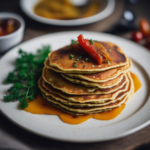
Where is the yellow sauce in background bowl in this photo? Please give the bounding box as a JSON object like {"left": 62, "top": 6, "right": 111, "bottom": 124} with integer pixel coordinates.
{"left": 34, "top": 0, "right": 101, "bottom": 20}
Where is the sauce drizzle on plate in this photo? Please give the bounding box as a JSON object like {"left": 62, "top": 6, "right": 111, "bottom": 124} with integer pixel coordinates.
{"left": 24, "top": 72, "right": 141, "bottom": 124}
{"left": 130, "top": 72, "right": 142, "bottom": 93}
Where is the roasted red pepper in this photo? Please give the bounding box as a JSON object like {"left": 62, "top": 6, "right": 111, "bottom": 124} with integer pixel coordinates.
{"left": 77, "top": 34, "right": 111, "bottom": 64}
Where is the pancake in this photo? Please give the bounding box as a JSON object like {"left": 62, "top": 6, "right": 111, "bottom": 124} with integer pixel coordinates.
{"left": 65, "top": 59, "right": 132, "bottom": 83}
{"left": 48, "top": 42, "right": 128, "bottom": 73}
{"left": 39, "top": 73, "right": 133, "bottom": 107}
{"left": 48, "top": 93, "right": 133, "bottom": 115}
{"left": 40, "top": 72, "right": 134, "bottom": 115}
{"left": 42, "top": 93, "right": 128, "bottom": 115}
{"left": 41, "top": 91, "right": 126, "bottom": 107}
{"left": 61, "top": 73, "right": 124, "bottom": 88}
{"left": 38, "top": 37, "right": 135, "bottom": 117}
{"left": 42, "top": 67, "right": 128, "bottom": 95}
{"left": 41, "top": 91, "right": 111, "bottom": 115}
{"left": 40, "top": 77, "right": 129, "bottom": 103}
{"left": 45, "top": 58, "right": 131, "bottom": 83}
{"left": 44, "top": 80, "right": 134, "bottom": 115}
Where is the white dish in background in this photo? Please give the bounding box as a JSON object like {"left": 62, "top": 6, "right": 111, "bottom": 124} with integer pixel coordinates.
{"left": 0, "top": 31, "right": 150, "bottom": 142}
{"left": 20, "top": 0, "right": 115, "bottom": 26}
{"left": 0, "top": 13, "right": 25, "bottom": 53}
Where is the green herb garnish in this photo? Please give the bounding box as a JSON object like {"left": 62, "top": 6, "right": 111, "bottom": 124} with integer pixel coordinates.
{"left": 85, "top": 57, "right": 91, "bottom": 62}
{"left": 89, "top": 39, "right": 93, "bottom": 44}
{"left": 3, "top": 45, "right": 51, "bottom": 108}
{"left": 82, "top": 61, "right": 84, "bottom": 63}
{"left": 71, "top": 39, "right": 79, "bottom": 45}
{"left": 74, "top": 41, "right": 79, "bottom": 44}
{"left": 67, "top": 45, "right": 71, "bottom": 47}
{"left": 71, "top": 39, "right": 75, "bottom": 44}
{"left": 92, "top": 65, "right": 95, "bottom": 67}
{"left": 74, "top": 61, "right": 77, "bottom": 64}
{"left": 107, "top": 60, "right": 111, "bottom": 65}
{"left": 77, "top": 56, "right": 82, "bottom": 59}
{"left": 73, "top": 64, "right": 77, "bottom": 67}
{"left": 85, "top": 58, "right": 89, "bottom": 61}
{"left": 76, "top": 58, "right": 79, "bottom": 61}
{"left": 70, "top": 54, "right": 74, "bottom": 59}
{"left": 83, "top": 65, "right": 86, "bottom": 67}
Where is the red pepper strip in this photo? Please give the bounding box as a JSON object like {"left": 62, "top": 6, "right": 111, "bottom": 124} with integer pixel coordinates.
{"left": 77, "top": 34, "right": 111, "bottom": 64}
{"left": 94, "top": 42, "right": 111, "bottom": 62}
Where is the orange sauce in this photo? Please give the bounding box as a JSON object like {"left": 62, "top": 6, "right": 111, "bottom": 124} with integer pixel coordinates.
{"left": 24, "top": 72, "right": 141, "bottom": 124}
{"left": 34, "top": 0, "right": 101, "bottom": 20}
{"left": 130, "top": 72, "right": 141, "bottom": 92}
{"left": 24, "top": 94, "right": 125, "bottom": 124}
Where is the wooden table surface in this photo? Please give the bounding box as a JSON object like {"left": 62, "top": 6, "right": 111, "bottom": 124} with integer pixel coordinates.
{"left": 0, "top": 0, "right": 150, "bottom": 150}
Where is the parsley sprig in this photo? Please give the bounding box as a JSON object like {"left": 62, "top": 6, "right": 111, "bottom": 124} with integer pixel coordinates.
{"left": 3, "top": 45, "right": 51, "bottom": 108}
{"left": 71, "top": 39, "right": 79, "bottom": 45}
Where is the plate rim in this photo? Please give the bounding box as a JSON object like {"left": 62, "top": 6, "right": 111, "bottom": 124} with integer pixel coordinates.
{"left": 0, "top": 31, "right": 150, "bottom": 143}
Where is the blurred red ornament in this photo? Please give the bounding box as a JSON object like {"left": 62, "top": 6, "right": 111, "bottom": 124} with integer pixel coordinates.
{"left": 132, "top": 31, "right": 143, "bottom": 42}
{"left": 140, "top": 19, "right": 150, "bottom": 37}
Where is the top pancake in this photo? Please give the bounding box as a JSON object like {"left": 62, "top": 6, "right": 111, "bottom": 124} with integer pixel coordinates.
{"left": 49, "top": 42, "right": 128, "bottom": 73}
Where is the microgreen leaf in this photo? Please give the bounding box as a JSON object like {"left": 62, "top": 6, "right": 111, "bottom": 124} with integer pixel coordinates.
{"left": 3, "top": 45, "right": 51, "bottom": 108}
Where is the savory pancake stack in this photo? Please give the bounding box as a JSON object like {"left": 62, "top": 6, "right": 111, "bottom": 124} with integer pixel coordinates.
{"left": 39, "top": 41, "right": 134, "bottom": 115}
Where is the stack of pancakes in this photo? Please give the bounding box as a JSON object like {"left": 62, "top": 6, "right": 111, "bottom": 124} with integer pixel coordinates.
{"left": 39, "top": 42, "right": 134, "bottom": 115}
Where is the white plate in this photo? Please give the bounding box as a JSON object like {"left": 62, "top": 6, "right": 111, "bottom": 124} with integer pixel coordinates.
{"left": 20, "top": 0, "right": 115, "bottom": 26}
{"left": 0, "top": 31, "right": 150, "bottom": 142}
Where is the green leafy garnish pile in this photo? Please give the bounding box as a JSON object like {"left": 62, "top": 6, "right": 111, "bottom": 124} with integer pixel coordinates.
{"left": 3, "top": 45, "right": 51, "bottom": 108}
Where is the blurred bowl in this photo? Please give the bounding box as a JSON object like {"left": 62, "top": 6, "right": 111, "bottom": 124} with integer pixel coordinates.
{"left": 20, "top": 0, "right": 115, "bottom": 26}
{"left": 0, "top": 13, "right": 25, "bottom": 53}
